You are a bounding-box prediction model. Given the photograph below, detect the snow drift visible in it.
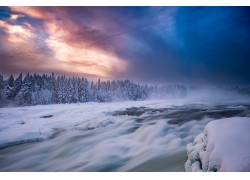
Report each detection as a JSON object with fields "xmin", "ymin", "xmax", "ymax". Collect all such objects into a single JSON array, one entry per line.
[
  {"xmin": 185, "ymin": 117, "xmax": 250, "ymax": 172},
  {"xmin": 0, "ymin": 99, "xmax": 215, "ymax": 171},
  {"xmin": 1, "ymin": 98, "xmax": 250, "ymax": 171}
]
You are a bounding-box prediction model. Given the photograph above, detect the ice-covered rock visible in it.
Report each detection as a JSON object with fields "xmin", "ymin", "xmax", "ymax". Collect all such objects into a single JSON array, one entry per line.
[
  {"xmin": 86, "ymin": 119, "xmax": 115, "ymax": 130},
  {"xmin": 185, "ymin": 117, "xmax": 250, "ymax": 172}
]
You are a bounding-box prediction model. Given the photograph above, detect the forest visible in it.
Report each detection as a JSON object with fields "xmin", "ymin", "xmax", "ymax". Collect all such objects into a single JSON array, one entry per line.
[{"xmin": 0, "ymin": 73, "xmax": 249, "ymax": 107}]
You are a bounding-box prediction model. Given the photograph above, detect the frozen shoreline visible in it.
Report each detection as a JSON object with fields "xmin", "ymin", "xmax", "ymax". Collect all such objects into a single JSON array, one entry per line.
[
  {"xmin": 185, "ymin": 117, "xmax": 250, "ymax": 172},
  {"xmin": 1, "ymin": 99, "xmax": 250, "ymax": 171}
]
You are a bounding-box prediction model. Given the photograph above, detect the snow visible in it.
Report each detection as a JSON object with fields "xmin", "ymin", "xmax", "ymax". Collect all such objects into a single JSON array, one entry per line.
[
  {"xmin": 0, "ymin": 99, "xmax": 187, "ymax": 148},
  {"xmin": 0, "ymin": 99, "xmax": 217, "ymax": 149},
  {"xmin": 0, "ymin": 99, "xmax": 211, "ymax": 171},
  {"xmin": 185, "ymin": 117, "xmax": 250, "ymax": 172},
  {"xmin": 0, "ymin": 98, "xmax": 250, "ymax": 171}
]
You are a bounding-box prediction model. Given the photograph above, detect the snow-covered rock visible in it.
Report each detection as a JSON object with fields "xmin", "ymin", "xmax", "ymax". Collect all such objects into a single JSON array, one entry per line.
[{"xmin": 185, "ymin": 117, "xmax": 250, "ymax": 172}]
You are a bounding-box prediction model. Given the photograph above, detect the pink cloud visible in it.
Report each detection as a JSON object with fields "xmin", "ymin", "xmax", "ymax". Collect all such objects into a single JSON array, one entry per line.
[{"xmin": 1, "ymin": 7, "xmax": 129, "ymax": 80}]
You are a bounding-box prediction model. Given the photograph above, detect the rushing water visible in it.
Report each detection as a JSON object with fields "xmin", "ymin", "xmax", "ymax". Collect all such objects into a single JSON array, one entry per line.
[{"xmin": 0, "ymin": 99, "xmax": 250, "ymax": 172}]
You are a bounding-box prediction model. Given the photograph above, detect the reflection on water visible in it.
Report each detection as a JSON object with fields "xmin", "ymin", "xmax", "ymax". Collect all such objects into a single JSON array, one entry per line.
[{"xmin": 0, "ymin": 103, "xmax": 249, "ymax": 171}]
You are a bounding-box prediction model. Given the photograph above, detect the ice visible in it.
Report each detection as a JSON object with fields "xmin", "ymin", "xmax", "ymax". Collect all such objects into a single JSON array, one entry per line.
[
  {"xmin": 185, "ymin": 117, "xmax": 250, "ymax": 172},
  {"xmin": 0, "ymin": 98, "xmax": 250, "ymax": 171},
  {"xmin": 0, "ymin": 99, "xmax": 198, "ymax": 148}
]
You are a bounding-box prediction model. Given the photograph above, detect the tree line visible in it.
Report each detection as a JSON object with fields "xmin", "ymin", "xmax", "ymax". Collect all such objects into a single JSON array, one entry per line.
[
  {"xmin": 0, "ymin": 73, "xmax": 188, "ymax": 107},
  {"xmin": 1, "ymin": 73, "xmax": 249, "ymax": 107}
]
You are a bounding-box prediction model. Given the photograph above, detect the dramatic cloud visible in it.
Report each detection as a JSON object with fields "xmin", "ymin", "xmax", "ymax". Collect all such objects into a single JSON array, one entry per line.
[
  {"xmin": 0, "ymin": 6, "xmax": 250, "ymax": 85},
  {"xmin": 0, "ymin": 6, "xmax": 129, "ymax": 80}
]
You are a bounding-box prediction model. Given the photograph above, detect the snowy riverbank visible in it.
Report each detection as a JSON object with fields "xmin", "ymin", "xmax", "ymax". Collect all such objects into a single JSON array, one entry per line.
[
  {"xmin": 0, "ymin": 98, "xmax": 250, "ymax": 171},
  {"xmin": 185, "ymin": 117, "xmax": 250, "ymax": 172}
]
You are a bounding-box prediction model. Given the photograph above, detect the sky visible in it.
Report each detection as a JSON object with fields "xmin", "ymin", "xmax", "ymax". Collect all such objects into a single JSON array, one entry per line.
[{"xmin": 0, "ymin": 6, "xmax": 250, "ymax": 86}]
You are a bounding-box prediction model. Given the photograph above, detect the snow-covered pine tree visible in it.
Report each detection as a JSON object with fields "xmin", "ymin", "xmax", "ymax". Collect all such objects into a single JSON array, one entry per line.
[
  {"xmin": 0, "ymin": 72, "xmax": 193, "ymax": 107},
  {"xmin": 3, "ymin": 75, "xmax": 15, "ymax": 104},
  {"xmin": 0, "ymin": 74, "xmax": 5, "ymax": 106},
  {"xmin": 0, "ymin": 74, "xmax": 3, "ymax": 90},
  {"xmin": 13, "ymin": 73, "xmax": 22, "ymax": 98},
  {"xmin": 84, "ymin": 78, "xmax": 91, "ymax": 102},
  {"xmin": 15, "ymin": 73, "xmax": 33, "ymax": 105}
]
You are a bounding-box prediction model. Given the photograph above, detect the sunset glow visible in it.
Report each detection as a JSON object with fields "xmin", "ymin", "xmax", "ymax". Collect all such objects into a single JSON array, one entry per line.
[
  {"xmin": 1, "ymin": 6, "xmax": 128, "ymax": 79},
  {"xmin": 0, "ymin": 6, "xmax": 250, "ymax": 85}
]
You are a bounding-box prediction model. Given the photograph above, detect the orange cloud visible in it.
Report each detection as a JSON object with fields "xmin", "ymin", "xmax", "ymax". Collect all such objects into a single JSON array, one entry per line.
[
  {"xmin": 45, "ymin": 29, "xmax": 128, "ymax": 77},
  {"xmin": 0, "ymin": 20, "xmax": 36, "ymax": 45},
  {"xmin": 2, "ymin": 7, "xmax": 129, "ymax": 79},
  {"xmin": 9, "ymin": 6, "xmax": 54, "ymax": 20},
  {"xmin": 10, "ymin": 14, "xmax": 25, "ymax": 20}
]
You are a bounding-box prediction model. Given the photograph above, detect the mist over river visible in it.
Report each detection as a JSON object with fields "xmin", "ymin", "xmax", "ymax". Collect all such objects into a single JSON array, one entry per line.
[{"xmin": 0, "ymin": 94, "xmax": 250, "ymax": 171}]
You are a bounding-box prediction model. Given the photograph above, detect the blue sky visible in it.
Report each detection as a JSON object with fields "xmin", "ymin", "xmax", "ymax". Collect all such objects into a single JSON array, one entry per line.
[{"xmin": 0, "ymin": 6, "xmax": 249, "ymax": 85}]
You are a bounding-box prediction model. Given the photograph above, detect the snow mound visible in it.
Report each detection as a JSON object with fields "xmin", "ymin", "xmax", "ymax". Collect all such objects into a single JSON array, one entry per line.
[{"xmin": 185, "ymin": 117, "xmax": 250, "ymax": 172}]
